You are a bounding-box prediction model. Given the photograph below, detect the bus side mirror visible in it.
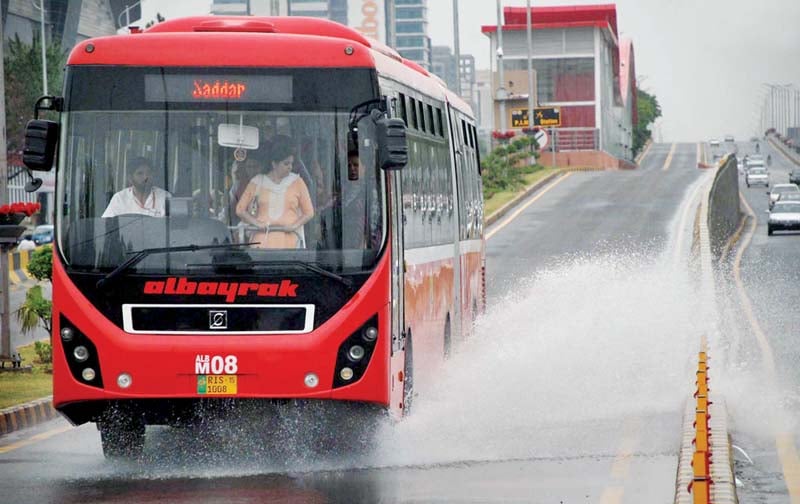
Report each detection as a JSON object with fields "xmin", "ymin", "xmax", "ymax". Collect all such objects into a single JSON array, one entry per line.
[
  {"xmin": 377, "ymin": 117, "xmax": 408, "ymax": 170},
  {"xmin": 23, "ymin": 119, "xmax": 59, "ymax": 171}
]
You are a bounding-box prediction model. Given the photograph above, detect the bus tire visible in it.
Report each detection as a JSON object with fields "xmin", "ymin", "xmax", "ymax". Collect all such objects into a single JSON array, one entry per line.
[
  {"xmin": 403, "ymin": 331, "xmax": 414, "ymax": 416},
  {"xmin": 98, "ymin": 406, "xmax": 145, "ymax": 460}
]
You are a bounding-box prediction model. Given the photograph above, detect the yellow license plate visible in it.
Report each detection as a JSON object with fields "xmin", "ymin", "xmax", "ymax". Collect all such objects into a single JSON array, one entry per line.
[{"xmin": 196, "ymin": 375, "xmax": 237, "ymax": 395}]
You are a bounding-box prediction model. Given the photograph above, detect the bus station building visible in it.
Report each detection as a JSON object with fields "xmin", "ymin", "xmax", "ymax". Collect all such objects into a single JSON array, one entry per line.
[{"xmin": 482, "ymin": 4, "xmax": 638, "ymax": 168}]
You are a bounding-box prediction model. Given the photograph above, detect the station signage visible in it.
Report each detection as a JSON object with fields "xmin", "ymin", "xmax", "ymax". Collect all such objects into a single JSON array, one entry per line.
[
  {"xmin": 511, "ymin": 107, "xmax": 562, "ymax": 128},
  {"xmin": 348, "ymin": 0, "xmax": 386, "ymax": 43}
]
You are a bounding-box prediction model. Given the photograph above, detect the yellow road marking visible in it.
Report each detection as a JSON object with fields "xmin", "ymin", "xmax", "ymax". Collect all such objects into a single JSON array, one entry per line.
[
  {"xmin": 734, "ymin": 192, "xmax": 800, "ymax": 501},
  {"xmin": 0, "ymin": 425, "xmax": 72, "ymax": 454},
  {"xmin": 598, "ymin": 486, "xmax": 624, "ymax": 504},
  {"xmin": 733, "ymin": 194, "xmax": 777, "ymax": 374},
  {"xmin": 598, "ymin": 416, "xmax": 641, "ymax": 501},
  {"xmin": 777, "ymin": 433, "xmax": 800, "ymax": 498},
  {"xmin": 486, "ymin": 172, "xmax": 573, "ymax": 241},
  {"xmin": 662, "ymin": 143, "xmax": 677, "ymax": 171},
  {"xmin": 637, "ymin": 141, "xmax": 654, "ymax": 165}
]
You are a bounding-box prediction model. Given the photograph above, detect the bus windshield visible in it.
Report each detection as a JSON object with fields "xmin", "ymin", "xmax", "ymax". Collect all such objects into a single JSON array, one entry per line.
[{"xmin": 58, "ymin": 67, "xmax": 384, "ymax": 275}]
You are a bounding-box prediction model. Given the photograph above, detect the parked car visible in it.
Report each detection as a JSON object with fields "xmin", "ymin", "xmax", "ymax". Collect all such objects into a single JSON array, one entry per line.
[
  {"xmin": 709, "ymin": 139, "xmax": 721, "ymax": 148},
  {"xmin": 768, "ymin": 184, "xmax": 800, "ymax": 209},
  {"xmin": 790, "ymin": 170, "xmax": 800, "ymax": 185},
  {"xmin": 32, "ymin": 225, "xmax": 53, "ymax": 245},
  {"xmin": 724, "ymin": 135, "xmax": 735, "ymax": 142},
  {"xmin": 746, "ymin": 168, "xmax": 769, "ymax": 187},
  {"xmin": 768, "ymin": 201, "xmax": 800, "ymax": 235}
]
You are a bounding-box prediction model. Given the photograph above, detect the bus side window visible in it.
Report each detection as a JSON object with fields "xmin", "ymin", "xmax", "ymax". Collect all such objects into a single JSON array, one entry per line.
[
  {"xmin": 398, "ymin": 93, "xmax": 407, "ymax": 125},
  {"xmin": 409, "ymin": 98, "xmax": 418, "ymax": 130}
]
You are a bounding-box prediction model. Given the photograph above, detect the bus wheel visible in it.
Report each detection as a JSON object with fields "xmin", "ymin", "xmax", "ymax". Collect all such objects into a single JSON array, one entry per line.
[
  {"xmin": 443, "ymin": 317, "xmax": 452, "ymax": 359},
  {"xmin": 98, "ymin": 407, "xmax": 145, "ymax": 460},
  {"xmin": 403, "ymin": 332, "xmax": 414, "ymax": 416}
]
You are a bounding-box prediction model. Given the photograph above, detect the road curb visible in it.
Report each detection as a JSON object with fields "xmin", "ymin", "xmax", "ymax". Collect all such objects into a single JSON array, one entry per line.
[
  {"xmin": 0, "ymin": 396, "xmax": 57, "ymax": 436},
  {"xmin": 674, "ymin": 171, "xmax": 738, "ymax": 503},
  {"xmin": 484, "ymin": 171, "xmax": 562, "ymax": 228}
]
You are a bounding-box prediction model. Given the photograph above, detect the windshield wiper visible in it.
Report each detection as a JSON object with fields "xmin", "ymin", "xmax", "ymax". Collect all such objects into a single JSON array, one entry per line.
[
  {"xmin": 96, "ymin": 242, "xmax": 258, "ymax": 290},
  {"xmin": 252, "ymin": 260, "xmax": 353, "ymax": 289}
]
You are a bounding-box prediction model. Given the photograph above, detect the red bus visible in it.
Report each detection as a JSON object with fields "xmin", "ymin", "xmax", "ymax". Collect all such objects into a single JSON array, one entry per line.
[{"xmin": 23, "ymin": 16, "xmax": 485, "ymax": 458}]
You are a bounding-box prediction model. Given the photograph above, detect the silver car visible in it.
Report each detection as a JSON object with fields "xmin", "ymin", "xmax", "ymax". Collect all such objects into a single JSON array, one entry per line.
[
  {"xmin": 768, "ymin": 183, "xmax": 800, "ymax": 209},
  {"xmin": 768, "ymin": 201, "xmax": 800, "ymax": 235},
  {"xmin": 746, "ymin": 168, "xmax": 769, "ymax": 187}
]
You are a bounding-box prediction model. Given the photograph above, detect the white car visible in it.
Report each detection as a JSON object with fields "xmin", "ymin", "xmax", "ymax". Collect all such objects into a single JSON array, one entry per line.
[
  {"xmin": 768, "ymin": 183, "xmax": 800, "ymax": 209},
  {"xmin": 746, "ymin": 168, "xmax": 769, "ymax": 187},
  {"xmin": 709, "ymin": 139, "xmax": 721, "ymax": 148},
  {"xmin": 768, "ymin": 201, "xmax": 800, "ymax": 235}
]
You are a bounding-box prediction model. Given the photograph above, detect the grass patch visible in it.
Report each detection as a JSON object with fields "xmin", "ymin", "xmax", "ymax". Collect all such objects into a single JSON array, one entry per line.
[
  {"xmin": 0, "ymin": 340, "xmax": 52, "ymax": 410},
  {"xmin": 484, "ymin": 168, "xmax": 560, "ymax": 218}
]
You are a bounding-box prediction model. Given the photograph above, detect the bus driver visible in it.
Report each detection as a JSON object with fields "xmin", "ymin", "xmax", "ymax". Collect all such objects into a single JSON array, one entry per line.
[{"xmin": 102, "ymin": 157, "xmax": 171, "ymax": 218}]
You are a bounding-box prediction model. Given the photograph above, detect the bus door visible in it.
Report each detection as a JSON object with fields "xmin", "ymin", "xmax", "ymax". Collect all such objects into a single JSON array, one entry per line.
[
  {"xmin": 390, "ymin": 169, "xmax": 405, "ymax": 356},
  {"xmin": 445, "ymin": 102, "xmax": 463, "ymax": 344}
]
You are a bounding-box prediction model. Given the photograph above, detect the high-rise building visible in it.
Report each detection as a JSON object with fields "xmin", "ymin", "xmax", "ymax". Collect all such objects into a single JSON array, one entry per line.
[
  {"xmin": 393, "ymin": 0, "xmax": 429, "ymax": 70},
  {"xmin": 288, "ymin": 0, "xmax": 346, "ymax": 25},
  {"xmin": 211, "ymin": 0, "xmax": 288, "ymax": 16},
  {"xmin": 2, "ymin": 0, "xmax": 117, "ymax": 49}
]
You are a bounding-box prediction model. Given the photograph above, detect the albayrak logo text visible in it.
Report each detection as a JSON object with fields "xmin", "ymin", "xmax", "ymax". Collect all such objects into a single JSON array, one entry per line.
[{"xmin": 144, "ymin": 277, "xmax": 298, "ymax": 302}]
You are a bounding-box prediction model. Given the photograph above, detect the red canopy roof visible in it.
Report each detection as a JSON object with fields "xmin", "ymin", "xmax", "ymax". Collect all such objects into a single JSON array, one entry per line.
[{"xmin": 481, "ymin": 4, "xmax": 618, "ymax": 43}]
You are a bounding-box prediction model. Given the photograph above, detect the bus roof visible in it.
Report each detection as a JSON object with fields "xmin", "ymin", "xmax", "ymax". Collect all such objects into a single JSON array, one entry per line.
[{"xmin": 67, "ymin": 16, "xmax": 474, "ymax": 118}]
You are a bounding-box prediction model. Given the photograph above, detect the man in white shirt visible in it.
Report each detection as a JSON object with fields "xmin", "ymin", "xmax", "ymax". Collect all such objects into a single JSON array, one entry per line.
[{"xmin": 102, "ymin": 157, "xmax": 170, "ymax": 218}]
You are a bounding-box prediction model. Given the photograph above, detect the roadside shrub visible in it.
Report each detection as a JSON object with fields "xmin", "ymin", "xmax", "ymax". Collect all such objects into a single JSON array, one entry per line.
[
  {"xmin": 33, "ymin": 340, "xmax": 52, "ymax": 364},
  {"xmin": 27, "ymin": 245, "xmax": 53, "ymax": 282},
  {"xmin": 481, "ymin": 135, "xmax": 541, "ymax": 199}
]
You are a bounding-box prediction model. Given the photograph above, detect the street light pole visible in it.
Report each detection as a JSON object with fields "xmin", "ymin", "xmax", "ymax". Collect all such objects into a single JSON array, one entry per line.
[
  {"xmin": 0, "ymin": 11, "xmax": 10, "ymax": 360},
  {"xmin": 496, "ymin": 0, "xmax": 506, "ymax": 134},
  {"xmin": 32, "ymin": 0, "xmax": 48, "ymax": 95},
  {"xmin": 525, "ymin": 0, "xmax": 534, "ymax": 129},
  {"xmin": 452, "ymin": 0, "xmax": 461, "ymax": 96}
]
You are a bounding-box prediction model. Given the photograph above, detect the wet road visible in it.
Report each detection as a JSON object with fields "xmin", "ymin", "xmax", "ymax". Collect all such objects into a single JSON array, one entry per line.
[
  {"xmin": 720, "ymin": 138, "xmax": 800, "ymax": 502},
  {"xmin": 1, "ymin": 145, "xmax": 709, "ymax": 503}
]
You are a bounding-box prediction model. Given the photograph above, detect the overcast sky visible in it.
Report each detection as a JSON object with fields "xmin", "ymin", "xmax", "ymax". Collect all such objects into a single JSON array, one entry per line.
[{"xmin": 141, "ymin": 0, "xmax": 800, "ymax": 142}]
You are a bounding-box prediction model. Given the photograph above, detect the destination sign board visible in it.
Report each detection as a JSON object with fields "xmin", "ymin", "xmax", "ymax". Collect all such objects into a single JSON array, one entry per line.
[{"xmin": 510, "ymin": 107, "xmax": 562, "ymax": 128}]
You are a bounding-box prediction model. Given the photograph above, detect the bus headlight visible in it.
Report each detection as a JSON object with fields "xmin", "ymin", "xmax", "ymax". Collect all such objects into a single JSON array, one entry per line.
[
  {"xmin": 73, "ymin": 345, "xmax": 89, "ymax": 362},
  {"xmin": 60, "ymin": 327, "xmax": 74, "ymax": 342},
  {"xmin": 81, "ymin": 368, "xmax": 96, "ymax": 381},
  {"xmin": 363, "ymin": 326, "xmax": 378, "ymax": 342},
  {"xmin": 348, "ymin": 345, "xmax": 365, "ymax": 362},
  {"xmin": 333, "ymin": 315, "xmax": 379, "ymax": 388}
]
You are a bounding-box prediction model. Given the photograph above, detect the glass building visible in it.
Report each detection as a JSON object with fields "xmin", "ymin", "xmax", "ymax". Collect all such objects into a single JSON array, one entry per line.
[{"xmin": 393, "ymin": 0, "xmax": 429, "ymax": 70}]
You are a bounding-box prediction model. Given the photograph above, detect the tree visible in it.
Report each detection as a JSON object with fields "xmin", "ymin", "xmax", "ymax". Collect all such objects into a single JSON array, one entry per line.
[
  {"xmin": 4, "ymin": 34, "xmax": 67, "ymax": 156},
  {"xmin": 633, "ymin": 88, "xmax": 662, "ymax": 157},
  {"xmin": 17, "ymin": 245, "xmax": 53, "ymax": 337}
]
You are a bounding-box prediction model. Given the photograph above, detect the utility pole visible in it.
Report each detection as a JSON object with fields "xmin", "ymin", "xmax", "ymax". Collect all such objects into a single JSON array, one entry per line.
[
  {"xmin": 32, "ymin": 0, "xmax": 48, "ymax": 95},
  {"xmin": 496, "ymin": 0, "xmax": 506, "ymax": 134},
  {"xmin": 452, "ymin": 0, "xmax": 461, "ymax": 96},
  {"xmin": 525, "ymin": 0, "xmax": 534, "ymax": 127},
  {"xmin": 0, "ymin": 13, "xmax": 11, "ymax": 360}
]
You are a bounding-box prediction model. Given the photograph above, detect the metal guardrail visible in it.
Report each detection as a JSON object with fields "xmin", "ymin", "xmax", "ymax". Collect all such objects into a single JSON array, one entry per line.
[{"xmin": 548, "ymin": 127, "xmax": 600, "ymax": 152}]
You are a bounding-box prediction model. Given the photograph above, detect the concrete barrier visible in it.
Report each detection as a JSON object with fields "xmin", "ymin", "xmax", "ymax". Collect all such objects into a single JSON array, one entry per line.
[{"xmin": 707, "ymin": 156, "xmax": 741, "ymax": 259}]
